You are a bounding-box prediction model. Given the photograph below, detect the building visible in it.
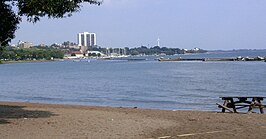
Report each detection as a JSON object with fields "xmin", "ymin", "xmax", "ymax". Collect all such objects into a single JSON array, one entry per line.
[
  {"xmin": 87, "ymin": 51, "xmax": 105, "ymax": 57},
  {"xmin": 18, "ymin": 41, "xmax": 33, "ymax": 48},
  {"xmin": 65, "ymin": 51, "xmax": 85, "ymax": 59},
  {"xmin": 77, "ymin": 32, "xmax": 97, "ymax": 52}
]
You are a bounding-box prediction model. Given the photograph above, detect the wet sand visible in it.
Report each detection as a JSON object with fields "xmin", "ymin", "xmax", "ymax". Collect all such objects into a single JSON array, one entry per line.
[{"xmin": 0, "ymin": 101, "xmax": 265, "ymax": 139}]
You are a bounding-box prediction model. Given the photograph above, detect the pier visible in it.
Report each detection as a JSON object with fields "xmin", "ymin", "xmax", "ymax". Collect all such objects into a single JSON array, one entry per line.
[{"xmin": 158, "ymin": 56, "xmax": 266, "ymax": 62}]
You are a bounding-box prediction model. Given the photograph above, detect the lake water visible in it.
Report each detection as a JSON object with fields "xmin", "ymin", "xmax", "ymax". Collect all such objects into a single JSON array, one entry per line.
[{"xmin": 0, "ymin": 50, "xmax": 266, "ymax": 111}]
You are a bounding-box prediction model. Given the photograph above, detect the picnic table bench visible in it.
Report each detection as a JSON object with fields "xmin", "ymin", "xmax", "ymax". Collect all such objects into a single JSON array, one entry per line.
[{"xmin": 217, "ymin": 97, "xmax": 266, "ymax": 114}]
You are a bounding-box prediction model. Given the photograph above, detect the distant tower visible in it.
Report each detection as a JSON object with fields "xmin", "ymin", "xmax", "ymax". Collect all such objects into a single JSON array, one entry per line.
[
  {"xmin": 77, "ymin": 32, "xmax": 97, "ymax": 51},
  {"xmin": 157, "ymin": 38, "xmax": 160, "ymax": 47}
]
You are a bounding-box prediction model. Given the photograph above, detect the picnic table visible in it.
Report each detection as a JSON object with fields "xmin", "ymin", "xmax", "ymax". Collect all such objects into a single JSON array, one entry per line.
[{"xmin": 217, "ymin": 97, "xmax": 266, "ymax": 114}]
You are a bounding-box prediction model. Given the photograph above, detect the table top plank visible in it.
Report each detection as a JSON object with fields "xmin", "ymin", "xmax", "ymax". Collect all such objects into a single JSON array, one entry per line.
[
  {"xmin": 220, "ymin": 96, "xmax": 266, "ymax": 98},
  {"xmin": 220, "ymin": 97, "xmax": 266, "ymax": 99}
]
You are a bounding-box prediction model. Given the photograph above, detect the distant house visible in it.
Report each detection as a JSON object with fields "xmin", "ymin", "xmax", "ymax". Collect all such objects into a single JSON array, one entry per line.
[
  {"xmin": 18, "ymin": 41, "xmax": 33, "ymax": 48},
  {"xmin": 193, "ymin": 47, "xmax": 200, "ymax": 51},
  {"xmin": 72, "ymin": 51, "xmax": 84, "ymax": 58},
  {"xmin": 87, "ymin": 51, "xmax": 105, "ymax": 57},
  {"xmin": 65, "ymin": 51, "xmax": 85, "ymax": 59},
  {"xmin": 68, "ymin": 45, "xmax": 80, "ymax": 50}
]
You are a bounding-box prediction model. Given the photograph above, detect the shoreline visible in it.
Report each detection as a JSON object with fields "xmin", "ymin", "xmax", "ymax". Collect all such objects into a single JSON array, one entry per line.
[
  {"xmin": 1, "ymin": 101, "xmax": 265, "ymax": 139},
  {"xmin": 0, "ymin": 59, "xmax": 62, "ymax": 64}
]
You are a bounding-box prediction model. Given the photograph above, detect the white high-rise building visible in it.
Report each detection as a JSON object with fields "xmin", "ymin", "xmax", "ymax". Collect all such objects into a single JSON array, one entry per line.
[{"xmin": 77, "ymin": 32, "xmax": 97, "ymax": 51}]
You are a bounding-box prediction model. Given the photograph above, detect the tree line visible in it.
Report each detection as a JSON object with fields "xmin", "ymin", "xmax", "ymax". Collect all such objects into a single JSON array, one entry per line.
[
  {"xmin": 127, "ymin": 46, "xmax": 185, "ymax": 55},
  {"xmin": 92, "ymin": 46, "xmax": 207, "ymax": 56},
  {"xmin": 0, "ymin": 47, "xmax": 64, "ymax": 61}
]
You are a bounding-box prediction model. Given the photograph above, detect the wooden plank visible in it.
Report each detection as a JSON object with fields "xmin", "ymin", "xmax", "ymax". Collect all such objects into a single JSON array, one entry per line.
[
  {"xmin": 235, "ymin": 106, "xmax": 250, "ymax": 109},
  {"xmin": 234, "ymin": 104, "xmax": 251, "ymax": 106},
  {"xmin": 220, "ymin": 96, "xmax": 266, "ymax": 98},
  {"xmin": 216, "ymin": 103, "xmax": 234, "ymax": 113}
]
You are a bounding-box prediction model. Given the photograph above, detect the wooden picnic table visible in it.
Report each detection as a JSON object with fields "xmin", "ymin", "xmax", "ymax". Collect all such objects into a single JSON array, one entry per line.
[{"xmin": 217, "ymin": 97, "xmax": 266, "ymax": 114}]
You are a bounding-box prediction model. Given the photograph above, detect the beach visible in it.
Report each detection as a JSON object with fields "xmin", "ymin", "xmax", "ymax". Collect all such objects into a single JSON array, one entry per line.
[{"xmin": 0, "ymin": 102, "xmax": 265, "ymax": 139}]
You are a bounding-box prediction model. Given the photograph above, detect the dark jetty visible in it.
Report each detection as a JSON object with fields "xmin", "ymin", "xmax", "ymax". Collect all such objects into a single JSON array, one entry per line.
[{"xmin": 158, "ymin": 56, "xmax": 266, "ymax": 62}]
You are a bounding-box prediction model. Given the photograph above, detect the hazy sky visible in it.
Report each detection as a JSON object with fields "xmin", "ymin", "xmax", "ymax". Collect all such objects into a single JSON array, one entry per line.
[{"xmin": 12, "ymin": 0, "xmax": 266, "ymax": 50}]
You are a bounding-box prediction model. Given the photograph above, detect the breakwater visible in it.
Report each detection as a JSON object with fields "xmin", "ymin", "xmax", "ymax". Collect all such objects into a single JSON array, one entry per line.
[{"xmin": 158, "ymin": 56, "xmax": 266, "ymax": 62}]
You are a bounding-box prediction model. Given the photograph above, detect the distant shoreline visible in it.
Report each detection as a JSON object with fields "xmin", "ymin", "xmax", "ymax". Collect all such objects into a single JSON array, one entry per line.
[
  {"xmin": 1, "ymin": 49, "xmax": 266, "ymax": 64},
  {"xmin": 0, "ymin": 59, "xmax": 60, "ymax": 64}
]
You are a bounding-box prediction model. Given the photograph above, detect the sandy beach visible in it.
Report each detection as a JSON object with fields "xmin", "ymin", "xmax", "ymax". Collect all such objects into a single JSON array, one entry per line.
[{"xmin": 0, "ymin": 101, "xmax": 265, "ymax": 139}]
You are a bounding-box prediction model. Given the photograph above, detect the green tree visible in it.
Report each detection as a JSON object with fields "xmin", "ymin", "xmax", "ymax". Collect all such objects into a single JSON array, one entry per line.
[
  {"xmin": 0, "ymin": 0, "xmax": 101, "ymax": 49},
  {"xmin": 0, "ymin": 47, "xmax": 65, "ymax": 61},
  {"xmin": 0, "ymin": 2, "xmax": 20, "ymax": 47}
]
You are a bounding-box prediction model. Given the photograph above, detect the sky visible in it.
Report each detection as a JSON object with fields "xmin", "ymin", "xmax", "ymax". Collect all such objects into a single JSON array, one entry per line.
[{"xmin": 12, "ymin": 0, "xmax": 266, "ymax": 50}]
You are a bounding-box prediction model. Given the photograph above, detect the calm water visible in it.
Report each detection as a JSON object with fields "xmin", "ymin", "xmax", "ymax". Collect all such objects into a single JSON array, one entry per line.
[{"xmin": 0, "ymin": 50, "xmax": 266, "ymax": 111}]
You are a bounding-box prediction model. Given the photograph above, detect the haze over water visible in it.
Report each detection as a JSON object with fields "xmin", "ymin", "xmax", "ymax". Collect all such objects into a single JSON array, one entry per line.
[{"xmin": 0, "ymin": 50, "xmax": 266, "ymax": 111}]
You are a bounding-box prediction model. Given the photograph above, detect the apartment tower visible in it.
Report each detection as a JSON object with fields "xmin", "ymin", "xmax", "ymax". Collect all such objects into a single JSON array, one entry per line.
[{"xmin": 77, "ymin": 32, "xmax": 97, "ymax": 52}]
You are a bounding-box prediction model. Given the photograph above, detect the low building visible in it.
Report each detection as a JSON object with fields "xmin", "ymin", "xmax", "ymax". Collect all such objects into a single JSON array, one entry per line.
[
  {"xmin": 65, "ymin": 51, "xmax": 85, "ymax": 59},
  {"xmin": 68, "ymin": 45, "xmax": 80, "ymax": 50},
  {"xmin": 18, "ymin": 41, "xmax": 33, "ymax": 48},
  {"xmin": 87, "ymin": 51, "xmax": 105, "ymax": 57}
]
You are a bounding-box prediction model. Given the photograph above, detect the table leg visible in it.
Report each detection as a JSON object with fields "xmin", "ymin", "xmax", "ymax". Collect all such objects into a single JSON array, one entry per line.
[
  {"xmin": 229, "ymin": 98, "xmax": 237, "ymax": 113},
  {"xmin": 257, "ymin": 99, "xmax": 264, "ymax": 114},
  {"xmin": 259, "ymin": 106, "xmax": 264, "ymax": 114},
  {"xmin": 248, "ymin": 98, "xmax": 255, "ymax": 113},
  {"xmin": 222, "ymin": 100, "xmax": 229, "ymax": 112}
]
